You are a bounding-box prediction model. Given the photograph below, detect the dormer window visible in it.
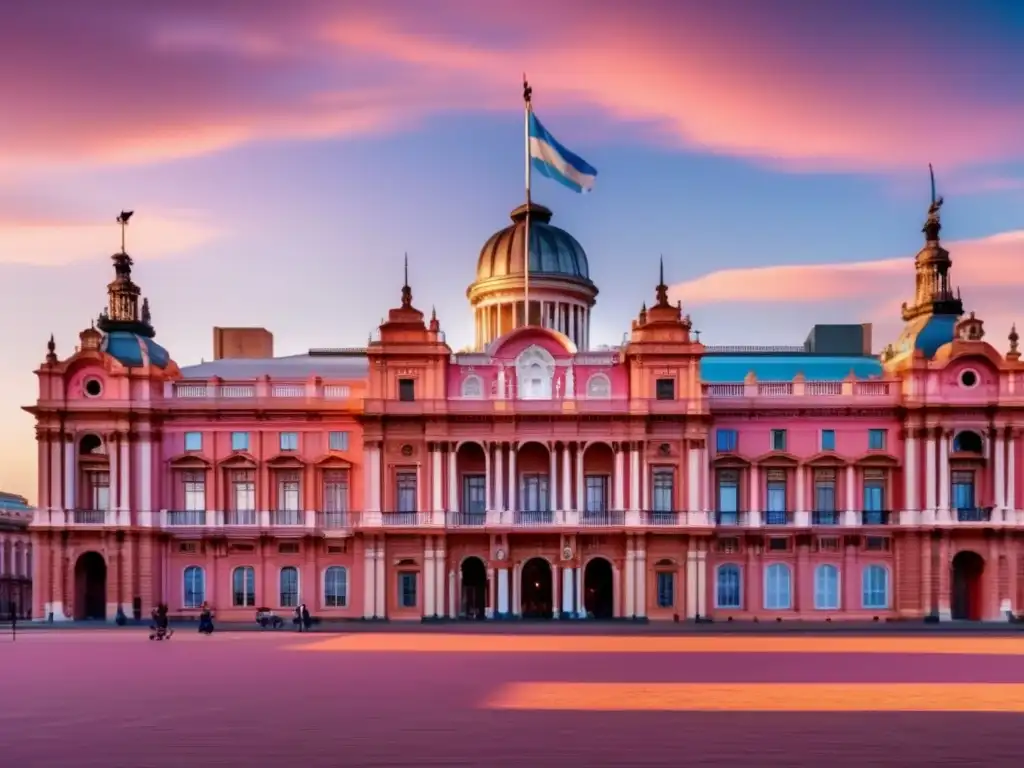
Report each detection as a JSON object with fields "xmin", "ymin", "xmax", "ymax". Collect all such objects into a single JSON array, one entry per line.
[
  {"xmin": 515, "ymin": 344, "xmax": 555, "ymax": 400},
  {"xmin": 398, "ymin": 378, "xmax": 416, "ymax": 402},
  {"xmin": 586, "ymin": 374, "xmax": 611, "ymax": 399},
  {"xmin": 655, "ymin": 378, "xmax": 675, "ymax": 400},
  {"xmin": 460, "ymin": 375, "xmax": 483, "ymax": 399}
]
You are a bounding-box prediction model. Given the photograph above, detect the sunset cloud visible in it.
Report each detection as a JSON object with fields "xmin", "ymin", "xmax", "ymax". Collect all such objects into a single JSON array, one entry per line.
[
  {"xmin": 2, "ymin": 1, "xmax": 1023, "ymax": 172},
  {"xmin": 670, "ymin": 230, "xmax": 1024, "ymax": 347}
]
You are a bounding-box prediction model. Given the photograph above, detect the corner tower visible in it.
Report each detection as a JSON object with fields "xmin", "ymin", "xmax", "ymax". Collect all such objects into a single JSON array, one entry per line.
[{"xmin": 468, "ymin": 202, "xmax": 598, "ymax": 351}]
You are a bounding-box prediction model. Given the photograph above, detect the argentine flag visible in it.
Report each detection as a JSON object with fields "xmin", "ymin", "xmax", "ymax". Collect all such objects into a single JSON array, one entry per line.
[{"xmin": 528, "ymin": 112, "xmax": 598, "ymax": 194}]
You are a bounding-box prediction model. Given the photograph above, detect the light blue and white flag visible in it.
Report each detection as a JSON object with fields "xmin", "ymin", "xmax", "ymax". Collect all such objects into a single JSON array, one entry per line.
[{"xmin": 528, "ymin": 112, "xmax": 598, "ymax": 194}]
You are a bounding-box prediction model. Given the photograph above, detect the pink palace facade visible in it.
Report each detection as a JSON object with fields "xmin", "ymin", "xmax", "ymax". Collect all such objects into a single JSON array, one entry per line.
[{"xmin": 26, "ymin": 198, "xmax": 1024, "ymax": 623}]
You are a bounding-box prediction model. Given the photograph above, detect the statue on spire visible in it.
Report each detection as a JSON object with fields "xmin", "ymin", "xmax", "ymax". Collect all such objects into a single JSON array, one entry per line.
[
  {"xmin": 401, "ymin": 252, "xmax": 412, "ymax": 308},
  {"xmin": 924, "ymin": 164, "xmax": 943, "ymax": 241},
  {"xmin": 117, "ymin": 210, "xmax": 133, "ymax": 253}
]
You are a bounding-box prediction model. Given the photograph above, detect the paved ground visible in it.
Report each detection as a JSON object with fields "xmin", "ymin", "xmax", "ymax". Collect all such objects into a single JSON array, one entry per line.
[{"xmin": 2, "ymin": 631, "xmax": 1023, "ymax": 766}]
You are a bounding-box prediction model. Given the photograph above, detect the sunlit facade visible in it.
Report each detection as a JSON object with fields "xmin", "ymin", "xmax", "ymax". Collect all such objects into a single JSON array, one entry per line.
[{"xmin": 28, "ymin": 199, "xmax": 1024, "ymax": 622}]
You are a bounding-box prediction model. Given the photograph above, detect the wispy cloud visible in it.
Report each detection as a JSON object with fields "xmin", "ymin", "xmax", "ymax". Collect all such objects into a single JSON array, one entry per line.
[{"xmin": 2, "ymin": 1, "xmax": 1023, "ymax": 172}]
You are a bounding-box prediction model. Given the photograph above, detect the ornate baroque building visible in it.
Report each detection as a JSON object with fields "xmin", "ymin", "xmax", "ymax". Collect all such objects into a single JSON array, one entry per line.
[
  {"xmin": 27, "ymin": 198, "xmax": 1024, "ymax": 623},
  {"xmin": 0, "ymin": 492, "xmax": 33, "ymax": 618}
]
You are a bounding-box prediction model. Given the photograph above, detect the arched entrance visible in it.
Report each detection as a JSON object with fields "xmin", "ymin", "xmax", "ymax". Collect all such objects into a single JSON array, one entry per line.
[
  {"xmin": 951, "ymin": 550, "xmax": 985, "ymax": 621},
  {"xmin": 460, "ymin": 557, "xmax": 487, "ymax": 619},
  {"xmin": 584, "ymin": 557, "xmax": 614, "ymax": 619},
  {"xmin": 520, "ymin": 558, "xmax": 553, "ymax": 619},
  {"xmin": 74, "ymin": 551, "xmax": 107, "ymax": 621}
]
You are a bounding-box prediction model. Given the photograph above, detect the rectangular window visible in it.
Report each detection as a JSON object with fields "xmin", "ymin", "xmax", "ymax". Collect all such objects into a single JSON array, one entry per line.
[
  {"xmin": 952, "ymin": 470, "xmax": 975, "ymax": 511},
  {"xmin": 656, "ymin": 572, "xmax": 674, "ymax": 608},
  {"xmin": 231, "ymin": 431, "xmax": 249, "ymax": 452},
  {"xmin": 652, "ymin": 468, "xmax": 674, "ymax": 511},
  {"xmin": 520, "ymin": 474, "xmax": 549, "ymax": 512},
  {"xmin": 814, "ymin": 470, "xmax": 836, "ymax": 512},
  {"xmin": 462, "ymin": 475, "xmax": 486, "ymax": 513},
  {"xmin": 328, "ymin": 431, "xmax": 350, "ymax": 451},
  {"xmin": 232, "ymin": 472, "xmax": 256, "ymax": 512},
  {"xmin": 862, "ymin": 566, "xmax": 889, "ymax": 609},
  {"xmin": 764, "ymin": 564, "xmax": 792, "ymax": 610},
  {"xmin": 277, "ymin": 471, "xmax": 301, "ymax": 511},
  {"xmin": 716, "ymin": 469, "xmax": 739, "ymax": 523},
  {"xmin": 716, "ymin": 565, "xmax": 742, "ymax": 608},
  {"xmin": 765, "ymin": 471, "xmax": 787, "ymax": 525},
  {"xmin": 396, "ymin": 471, "xmax": 417, "ymax": 512},
  {"xmin": 770, "ymin": 429, "xmax": 787, "ymax": 451},
  {"xmin": 863, "ymin": 482, "xmax": 884, "ymax": 511},
  {"xmin": 279, "ymin": 432, "xmax": 299, "ymax": 451},
  {"xmin": 399, "ymin": 572, "xmax": 417, "ymax": 608},
  {"xmin": 814, "ymin": 565, "xmax": 840, "ymax": 610},
  {"xmin": 398, "ymin": 378, "xmax": 416, "ymax": 401},
  {"xmin": 88, "ymin": 471, "xmax": 110, "ymax": 511},
  {"xmin": 184, "ymin": 431, "xmax": 202, "ymax": 451},
  {"xmin": 868, "ymin": 429, "xmax": 887, "ymax": 451},
  {"xmin": 322, "ymin": 470, "xmax": 349, "ymax": 513},
  {"xmin": 716, "ymin": 429, "xmax": 738, "ymax": 453},
  {"xmin": 820, "ymin": 429, "xmax": 836, "ymax": 451},
  {"xmin": 655, "ymin": 378, "xmax": 676, "ymax": 400},
  {"xmin": 183, "ymin": 472, "xmax": 206, "ymax": 512},
  {"xmin": 585, "ymin": 475, "xmax": 608, "ymax": 513},
  {"xmin": 279, "ymin": 567, "xmax": 299, "ymax": 608}
]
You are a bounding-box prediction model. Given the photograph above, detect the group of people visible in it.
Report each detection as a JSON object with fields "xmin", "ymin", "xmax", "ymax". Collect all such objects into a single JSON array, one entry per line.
[
  {"xmin": 149, "ymin": 604, "xmax": 173, "ymax": 640},
  {"xmin": 147, "ymin": 602, "xmax": 313, "ymax": 638},
  {"xmin": 294, "ymin": 603, "xmax": 312, "ymax": 631}
]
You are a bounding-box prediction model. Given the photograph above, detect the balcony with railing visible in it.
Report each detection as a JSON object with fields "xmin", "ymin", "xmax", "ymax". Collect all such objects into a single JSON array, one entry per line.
[
  {"xmin": 640, "ymin": 510, "xmax": 687, "ymax": 527},
  {"xmin": 956, "ymin": 507, "xmax": 993, "ymax": 523},
  {"xmin": 715, "ymin": 511, "xmax": 747, "ymax": 526},
  {"xmin": 166, "ymin": 378, "xmax": 357, "ymax": 406},
  {"xmin": 513, "ymin": 510, "xmax": 556, "ymax": 527},
  {"xmin": 811, "ymin": 510, "xmax": 841, "ymax": 526},
  {"xmin": 271, "ymin": 509, "xmax": 303, "ymax": 526},
  {"xmin": 861, "ymin": 509, "xmax": 892, "ymax": 526},
  {"xmin": 380, "ymin": 511, "xmax": 434, "ymax": 527},
  {"xmin": 579, "ymin": 510, "xmax": 626, "ymax": 527},
  {"xmin": 318, "ymin": 511, "xmax": 353, "ymax": 530},
  {"xmin": 446, "ymin": 511, "xmax": 487, "ymax": 528},
  {"xmin": 71, "ymin": 509, "xmax": 110, "ymax": 525},
  {"xmin": 224, "ymin": 510, "xmax": 258, "ymax": 526},
  {"xmin": 764, "ymin": 510, "xmax": 791, "ymax": 526},
  {"xmin": 166, "ymin": 510, "xmax": 207, "ymax": 526}
]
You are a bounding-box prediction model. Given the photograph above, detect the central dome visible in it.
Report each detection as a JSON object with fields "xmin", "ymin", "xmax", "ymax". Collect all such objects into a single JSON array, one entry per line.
[{"xmin": 476, "ymin": 203, "xmax": 590, "ymax": 282}]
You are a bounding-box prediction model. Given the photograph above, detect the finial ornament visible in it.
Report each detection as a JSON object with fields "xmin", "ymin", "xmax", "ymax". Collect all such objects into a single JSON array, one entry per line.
[
  {"xmin": 46, "ymin": 333, "xmax": 57, "ymax": 363},
  {"xmin": 400, "ymin": 252, "xmax": 412, "ymax": 308},
  {"xmin": 654, "ymin": 256, "xmax": 669, "ymax": 307},
  {"xmin": 924, "ymin": 164, "xmax": 944, "ymax": 241},
  {"xmin": 523, "ymin": 74, "xmax": 532, "ymax": 105},
  {"xmin": 1010, "ymin": 323, "xmax": 1020, "ymax": 359},
  {"xmin": 117, "ymin": 210, "xmax": 133, "ymax": 252}
]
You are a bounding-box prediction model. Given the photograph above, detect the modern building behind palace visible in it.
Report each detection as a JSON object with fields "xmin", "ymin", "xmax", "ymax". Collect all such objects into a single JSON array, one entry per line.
[{"xmin": 25, "ymin": 192, "xmax": 1023, "ymax": 624}]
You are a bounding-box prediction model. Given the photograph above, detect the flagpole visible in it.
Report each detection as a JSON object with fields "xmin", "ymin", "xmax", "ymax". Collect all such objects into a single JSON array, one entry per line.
[{"xmin": 523, "ymin": 75, "xmax": 532, "ymax": 327}]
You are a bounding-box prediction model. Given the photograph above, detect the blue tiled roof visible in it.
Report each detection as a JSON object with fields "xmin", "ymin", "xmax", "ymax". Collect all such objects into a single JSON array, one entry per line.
[
  {"xmin": 102, "ymin": 331, "xmax": 172, "ymax": 369},
  {"xmin": 700, "ymin": 355, "xmax": 883, "ymax": 383}
]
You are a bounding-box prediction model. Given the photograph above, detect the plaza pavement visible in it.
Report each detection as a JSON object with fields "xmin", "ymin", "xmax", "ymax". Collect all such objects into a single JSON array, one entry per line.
[{"xmin": 1, "ymin": 630, "xmax": 1022, "ymax": 766}]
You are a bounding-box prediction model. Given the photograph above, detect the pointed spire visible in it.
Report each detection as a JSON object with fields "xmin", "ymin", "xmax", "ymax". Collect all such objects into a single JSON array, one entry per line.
[
  {"xmin": 654, "ymin": 255, "xmax": 669, "ymax": 307},
  {"xmin": 400, "ymin": 252, "xmax": 412, "ymax": 308},
  {"xmin": 1009, "ymin": 324, "xmax": 1020, "ymax": 360},
  {"xmin": 924, "ymin": 164, "xmax": 944, "ymax": 242},
  {"xmin": 45, "ymin": 334, "xmax": 57, "ymax": 363},
  {"xmin": 429, "ymin": 305, "xmax": 440, "ymax": 332}
]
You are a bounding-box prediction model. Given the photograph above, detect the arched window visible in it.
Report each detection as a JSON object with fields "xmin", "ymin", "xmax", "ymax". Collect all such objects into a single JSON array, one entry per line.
[
  {"xmin": 183, "ymin": 566, "xmax": 205, "ymax": 609},
  {"xmin": 764, "ymin": 563, "xmax": 792, "ymax": 610},
  {"xmin": 460, "ymin": 375, "xmax": 483, "ymax": 399},
  {"xmin": 715, "ymin": 564, "xmax": 742, "ymax": 608},
  {"xmin": 232, "ymin": 566, "xmax": 256, "ymax": 607},
  {"xmin": 515, "ymin": 345, "xmax": 554, "ymax": 400},
  {"xmin": 586, "ymin": 374, "xmax": 611, "ymax": 399},
  {"xmin": 814, "ymin": 564, "xmax": 840, "ymax": 610},
  {"xmin": 279, "ymin": 566, "xmax": 299, "ymax": 607},
  {"xmin": 862, "ymin": 565, "xmax": 889, "ymax": 609},
  {"xmin": 324, "ymin": 566, "xmax": 348, "ymax": 607}
]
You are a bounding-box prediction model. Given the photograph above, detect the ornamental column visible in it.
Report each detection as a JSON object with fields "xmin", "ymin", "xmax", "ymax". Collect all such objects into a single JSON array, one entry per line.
[{"xmin": 561, "ymin": 443, "xmax": 571, "ymax": 512}]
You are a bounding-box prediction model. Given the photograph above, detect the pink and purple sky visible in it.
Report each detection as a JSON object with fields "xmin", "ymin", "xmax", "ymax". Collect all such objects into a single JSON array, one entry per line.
[{"xmin": 3, "ymin": 0, "xmax": 1024, "ymax": 502}]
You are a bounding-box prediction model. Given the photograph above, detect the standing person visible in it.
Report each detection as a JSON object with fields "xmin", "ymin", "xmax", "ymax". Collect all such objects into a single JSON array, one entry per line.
[
  {"xmin": 199, "ymin": 602, "xmax": 214, "ymax": 635},
  {"xmin": 301, "ymin": 603, "xmax": 312, "ymax": 632}
]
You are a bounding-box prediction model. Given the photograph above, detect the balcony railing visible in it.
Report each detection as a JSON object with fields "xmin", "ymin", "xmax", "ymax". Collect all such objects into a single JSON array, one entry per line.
[
  {"xmin": 956, "ymin": 507, "xmax": 992, "ymax": 523},
  {"xmin": 861, "ymin": 509, "xmax": 892, "ymax": 526},
  {"xmin": 271, "ymin": 509, "xmax": 303, "ymax": 526},
  {"xmin": 514, "ymin": 510, "xmax": 555, "ymax": 526},
  {"xmin": 318, "ymin": 511, "xmax": 352, "ymax": 530},
  {"xmin": 579, "ymin": 510, "xmax": 626, "ymax": 527},
  {"xmin": 447, "ymin": 511, "xmax": 487, "ymax": 527},
  {"xmin": 381, "ymin": 511, "xmax": 430, "ymax": 526},
  {"xmin": 702, "ymin": 379, "xmax": 896, "ymax": 402},
  {"xmin": 764, "ymin": 510, "xmax": 790, "ymax": 526},
  {"xmin": 715, "ymin": 511, "xmax": 745, "ymax": 526},
  {"xmin": 225, "ymin": 510, "xmax": 257, "ymax": 526},
  {"xmin": 641, "ymin": 510, "xmax": 685, "ymax": 526},
  {"xmin": 167, "ymin": 510, "xmax": 206, "ymax": 526},
  {"xmin": 811, "ymin": 510, "xmax": 840, "ymax": 526},
  {"xmin": 72, "ymin": 509, "xmax": 107, "ymax": 525},
  {"xmin": 169, "ymin": 380, "xmax": 355, "ymax": 402}
]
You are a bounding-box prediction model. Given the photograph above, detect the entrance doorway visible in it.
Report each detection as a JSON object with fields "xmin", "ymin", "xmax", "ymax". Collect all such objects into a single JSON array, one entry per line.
[
  {"xmin": 460, "ymin": 557, "xmax": 487, "ymax": 619},
  {"xmin": 584, "ymin": 557, "xmax": 614, "ymax": 619},
  {"xmin": 951, "ymin": 550, "xmax": 985, "ymax": 621},
  {"xmin": 74, "ymin": 551, "xmax": 107, "ymax": 621},
  {"xmin": 520, "ymin": 558, "xmax": 553, "ymax": 618}
]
